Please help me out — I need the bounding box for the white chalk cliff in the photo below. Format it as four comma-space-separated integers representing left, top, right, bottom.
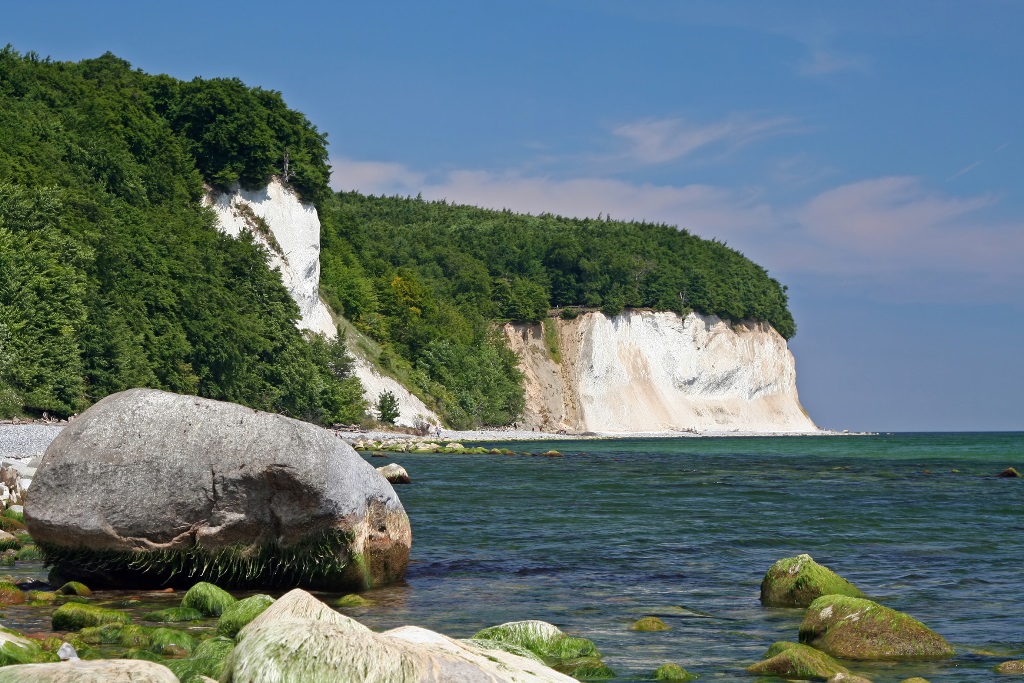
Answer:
504, 310, 817, 434
205, 180, 440, 428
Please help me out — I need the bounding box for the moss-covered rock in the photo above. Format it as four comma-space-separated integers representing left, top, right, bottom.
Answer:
57, 581, 92, 597
630, 616, 670, 631
141, 607, 205, 623
217, 594, 275, 637
181, 582, 236, 617
334, 593, 372, 608
51, 603, 131, 631
653, 662, 699, 681
898, 678, 932, 682
996, 660, 1024, 673
472, 619, 613, 679
0, 581, 25, 605
0, 630, 54, 667
167, 636, 236, 682
799, 595, 954, 660
77, 623, 150, 647
827, 673, 873, 683
760, 554, 866, 607
149, 627, 196, 655
746, 641, 850, 680
996, 468, 1020, 478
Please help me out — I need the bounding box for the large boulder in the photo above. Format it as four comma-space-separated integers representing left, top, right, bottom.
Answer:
0, 659, 178, 682
760, 554, 866, 607
799, 596, 954, 660
222, 588, 579, 682
26, 389, 411, 590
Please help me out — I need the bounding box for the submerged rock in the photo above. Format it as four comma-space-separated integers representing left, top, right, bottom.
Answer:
222, 588, 580, 682
746, 641, 849, 680
0, 658, 179, 682
653, 662, 699, 681
996, 468, 1020, 478
26, 388, 411, 590
377, 463, 411, 484
996, 660, 1024, 673
51, 603, 131, 631
799, 595, 954, 660
630, 616, 670, 631
760, 554, 866, 607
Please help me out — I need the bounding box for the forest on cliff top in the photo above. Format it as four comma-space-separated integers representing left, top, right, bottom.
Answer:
0, 48, 794, 428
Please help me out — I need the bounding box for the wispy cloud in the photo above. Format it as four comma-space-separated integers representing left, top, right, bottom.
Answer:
610, 116, 800, 165
798, 46, 865, 76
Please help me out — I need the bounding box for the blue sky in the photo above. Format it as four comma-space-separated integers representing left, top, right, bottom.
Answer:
6, 1, 1023, 431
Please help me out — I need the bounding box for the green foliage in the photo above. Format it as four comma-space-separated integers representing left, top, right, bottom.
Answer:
0, 47, 362, 424
376, 390, 400, 425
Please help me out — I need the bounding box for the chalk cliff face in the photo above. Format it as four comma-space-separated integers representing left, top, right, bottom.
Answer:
504, 311, 817, 434
205, 180, 440, 428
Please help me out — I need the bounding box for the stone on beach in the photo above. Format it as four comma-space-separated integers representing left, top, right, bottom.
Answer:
25, 388, 411, 590
760, 554, 866, 607
799, 595, 954, 660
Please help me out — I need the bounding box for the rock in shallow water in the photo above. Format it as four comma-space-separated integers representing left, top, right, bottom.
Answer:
760, 554, 866, 607
746, 641, 849, 680
26, 388, 411, 591
799, 595, 954, 660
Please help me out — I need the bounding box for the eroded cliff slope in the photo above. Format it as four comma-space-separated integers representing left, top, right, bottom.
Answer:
505, 311, 817, 434
205, 180, 440, 427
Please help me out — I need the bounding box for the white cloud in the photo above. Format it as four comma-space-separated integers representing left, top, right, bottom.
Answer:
798, 47, 865, 76
610, 116, 799, 165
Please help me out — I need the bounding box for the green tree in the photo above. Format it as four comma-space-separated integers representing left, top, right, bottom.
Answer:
376, 390, 400, 425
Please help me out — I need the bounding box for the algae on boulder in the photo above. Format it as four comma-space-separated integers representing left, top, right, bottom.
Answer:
630, 616, 670, 632
181, 582, 237, 617
799, 595, 954, 660
746, 641, 849, 680
472, 619, 614, 679
26, 389, 411, 590
996, 660, 1024, 673
217, 595, 275, 637
141, 607, 204, 623
51, 603, 131, 631
167, 636, 235, 682
760, 554, 866, 607
653, 662, 698, 681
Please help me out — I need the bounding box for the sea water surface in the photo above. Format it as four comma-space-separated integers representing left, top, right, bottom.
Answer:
351, 432, 1023, 682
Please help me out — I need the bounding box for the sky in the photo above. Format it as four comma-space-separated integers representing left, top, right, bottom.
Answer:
5, 1, 1023, 431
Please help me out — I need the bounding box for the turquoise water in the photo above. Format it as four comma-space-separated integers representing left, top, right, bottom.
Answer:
353, 433, 1023, 682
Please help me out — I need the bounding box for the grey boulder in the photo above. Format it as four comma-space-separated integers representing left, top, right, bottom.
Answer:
0, 659, 178, 683
26, 389, 411, 590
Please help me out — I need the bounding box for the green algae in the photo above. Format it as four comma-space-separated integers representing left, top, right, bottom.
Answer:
148, 627, 197, 655
51, 602, 131, 630
334, 593, 372, 608
799, 595, 954, 660
181, 581, 237, 617
15, 545, 42, 561
653, 662, 699, 681
629, 616, 670, 631
78, 623, 150, 647
58, 580, 93, 597
472, 620, 613, 679
746, 641, 849, 680
217, 594, 275, 637
190, 636, 237, 677
996, 660, 1024, 673
142, 606, 205, 623
760, 554, 866, 607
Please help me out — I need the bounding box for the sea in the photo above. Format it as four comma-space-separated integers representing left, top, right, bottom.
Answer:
350, 432, 1023, 682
